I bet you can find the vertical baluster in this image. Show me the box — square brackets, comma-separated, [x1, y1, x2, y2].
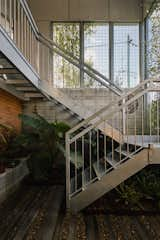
[65, 133, 70, 209]
[75, 141, 77, 192]
[119, 110, 122, 162]
[4, 0, 7, 31]
[33, 35, 36, 70]
[104, 122, 107, 172]
[126, 106, 129, 156]
[17, 0, 20, 48]
[89, 131, 92, 181]
[29, 27, 32, 64]
[82, 136, 84, 189]
[32, 30, 35, 69]
[9, 0, 12, 37]
[24, 14, 27, 58]
[26, 20, 29, 61]
[0, 0, 1, 25]
[97, 130, 99, 171]
[111, 118, 114, 163]
[142, 95, 144, 147]
[157, 95, 159, 143]
[13, 0, 16, 43]
[134, 100, 137, 152]
[37, 40, 40, 76]
[21, 7, 24, 53]
[149, 92, 152, 143]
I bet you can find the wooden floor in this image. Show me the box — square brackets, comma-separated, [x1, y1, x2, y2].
[1, 183, 160, 240]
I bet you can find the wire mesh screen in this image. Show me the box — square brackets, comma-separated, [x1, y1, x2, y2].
[84, 23, 109, 79]
[113, 24, 140, 88]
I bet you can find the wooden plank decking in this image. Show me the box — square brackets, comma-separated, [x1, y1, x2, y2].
[1, 183, 160, 239]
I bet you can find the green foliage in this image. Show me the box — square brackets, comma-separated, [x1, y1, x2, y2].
[147, 2, 160, 76]
[115, 167, 160, 210]
[115, 182, 143, 209]
[15, 114, 70, 182]
[0, 123, 15, 152]
[53, 23, 94, 87]
[52, 121, 70, 140]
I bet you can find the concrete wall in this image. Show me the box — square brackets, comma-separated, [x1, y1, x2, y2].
[0, 159, 29, 204]
[23, 88, 118, 126]
[27, 0, 143, 36]
[0, 89, 22, 132]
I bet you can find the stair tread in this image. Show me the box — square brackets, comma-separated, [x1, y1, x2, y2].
[93, 162, 105, 178]
[70, 151, 83, 169]
[106, 156, 118, 168]
[115, 146, 133, 156]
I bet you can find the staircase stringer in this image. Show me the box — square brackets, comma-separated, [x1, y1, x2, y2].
[70, 149, 148, 212]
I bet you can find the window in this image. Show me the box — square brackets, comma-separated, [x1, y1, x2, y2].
[53, 22, 140, 89]
[146, 3, 160, 77]
[84, 23, 109, 78]
[53, 23, 80, 88]
[113, 24, 140, 88]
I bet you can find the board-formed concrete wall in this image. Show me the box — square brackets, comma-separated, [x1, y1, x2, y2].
[23, 88, 118, 126]
[27, 0, 144, 38]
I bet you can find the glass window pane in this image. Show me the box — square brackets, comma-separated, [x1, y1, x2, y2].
[84, 23, 109, 78]
[53, 23, 80, 87]
[146, 3, 160, 77]
[113, 24, 140, 88]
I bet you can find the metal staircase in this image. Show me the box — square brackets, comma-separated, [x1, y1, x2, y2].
[66, 75, 160, 212]
[1, 0, 160, 213]
[0, 0, 122, 129]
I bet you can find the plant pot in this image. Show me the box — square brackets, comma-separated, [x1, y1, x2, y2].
[0, 162, 5, 174]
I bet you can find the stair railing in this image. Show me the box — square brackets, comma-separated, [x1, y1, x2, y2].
[66, 75, 160, 208]
[0, 0, 122, 96]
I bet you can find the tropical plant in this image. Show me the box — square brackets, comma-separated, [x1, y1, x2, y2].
[0, 123, 15, 152]
[0, 123, 16, 172]
[14, 114, 70, 182]
[115, 182, 143, 209]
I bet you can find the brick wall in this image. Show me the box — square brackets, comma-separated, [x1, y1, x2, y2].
[0, 89, 22, 132]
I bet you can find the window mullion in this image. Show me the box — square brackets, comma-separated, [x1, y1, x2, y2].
[109, 22, 114, 82]
[80, 22, 84, 87]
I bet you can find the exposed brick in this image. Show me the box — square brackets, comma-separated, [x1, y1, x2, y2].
[0, 89, 22, 132]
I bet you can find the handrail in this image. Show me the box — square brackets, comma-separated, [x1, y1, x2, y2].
[19, 0, 39, 37]
[39, 34, 121, 95]
[39, 33, 122, 93]
[66, 75, 160, 202]
[0, 0, 123, 94]
[69, 88, 148, 143]
[66, 74, 160, 136]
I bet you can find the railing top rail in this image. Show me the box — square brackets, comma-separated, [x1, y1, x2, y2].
[39, 34, 122, 94]
[69, 86, 157, 143]
[39, 33, 122, 94]
[1, 1, 122, 94]
[19, 0, 39, 37]
[66, 74, 160, 136]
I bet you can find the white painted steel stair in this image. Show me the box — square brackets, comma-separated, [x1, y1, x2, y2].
[66, 76, 160, 212]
